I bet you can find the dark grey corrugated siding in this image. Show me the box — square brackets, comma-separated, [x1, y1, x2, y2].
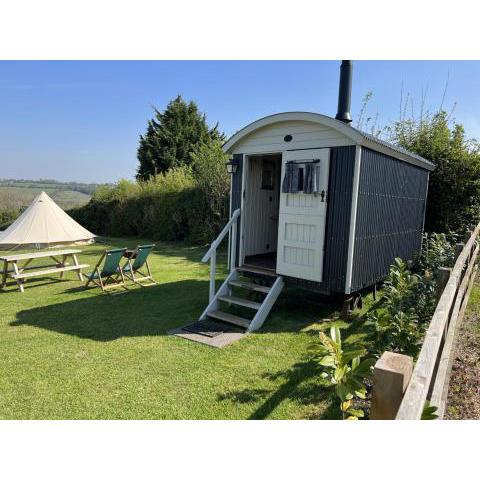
[350, 147, 429, 292]
[323, 145, 356, 292]
[230, 154, 243, 265]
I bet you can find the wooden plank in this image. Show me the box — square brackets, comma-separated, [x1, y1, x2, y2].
[72, 254, 84, 281]
[59, 255, 67, 279]
[5, 263, 71, 274]
[13, 264, 89, 279]
[207, 310, 251, 329]
[396, 222, 480, 419]
[436, 267, 451, 302]
[0, 249, 81, 262]
[12, 261, 24, 293]
[248, 276, 284, 332]
[237, 265, 278, 277]
[228, 279, 271, 294]
[430, 246, 478, 418]
[217, 295, 262, 310]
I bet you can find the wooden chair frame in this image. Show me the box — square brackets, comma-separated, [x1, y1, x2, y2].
[122, 245, 157, 287]
[125, 256, 156, 286]
[85, 249, 128, 293]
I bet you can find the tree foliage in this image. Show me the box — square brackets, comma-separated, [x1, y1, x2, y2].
[387, 111, 480, 233]
[72, 141, 230, 244]
[136, 95, 223, 180]
[357, 89, 480, 234]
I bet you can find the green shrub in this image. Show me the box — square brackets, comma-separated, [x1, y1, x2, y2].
[70, 141, 230, 244]
[388, 111, 480, 234]
[367, 233, 456, 358]
[367, 258, 426, 357]
[311, 326, 374, 420]
[416, 232, 456, 274]
[0, 207, 22, 230]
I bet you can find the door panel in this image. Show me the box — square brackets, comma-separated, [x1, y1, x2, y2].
[276, 149, 329, 282]
[243, 156, 281, 257]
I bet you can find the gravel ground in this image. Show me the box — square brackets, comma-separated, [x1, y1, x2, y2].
[445, 276, 480, 420]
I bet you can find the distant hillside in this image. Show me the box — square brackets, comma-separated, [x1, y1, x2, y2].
[0, 178, 105, 213]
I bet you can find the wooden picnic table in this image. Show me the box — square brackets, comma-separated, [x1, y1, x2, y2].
[0, 249, 89, 293]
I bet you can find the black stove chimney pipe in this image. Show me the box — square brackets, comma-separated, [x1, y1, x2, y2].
[335, 60, 353, 123]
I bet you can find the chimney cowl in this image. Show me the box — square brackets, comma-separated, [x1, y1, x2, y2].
[335, 60, 353, 124]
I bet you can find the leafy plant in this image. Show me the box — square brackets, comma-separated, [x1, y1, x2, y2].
[367, 258, 426, 357]
[359, 87, 480, 235]
[416, 232, 455, 274]
[312, 326, 374, 420]
[421, 401, 439, 420]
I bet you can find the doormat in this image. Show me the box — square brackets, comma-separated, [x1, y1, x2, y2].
[169, 320, 246, 348]
[181, 319, 240, 337]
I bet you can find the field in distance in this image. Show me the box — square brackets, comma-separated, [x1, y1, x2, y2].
[0, 178, 102, 211]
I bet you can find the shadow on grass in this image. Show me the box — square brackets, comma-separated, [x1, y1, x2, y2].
[215, 291, 376, 420]
[217, 358, 340, 419]
[259, 289, 341, 334]
[0, 276, 73, 292]
[11, 280, 210, 341]
[11, 277, 345, 342]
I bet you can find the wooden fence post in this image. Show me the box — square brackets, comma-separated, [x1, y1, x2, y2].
[436, 267, 452, 302]
[455, 242, 465, 261]
[371, 352, 413, 420]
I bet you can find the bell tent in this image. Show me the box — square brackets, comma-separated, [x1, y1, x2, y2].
[0, 191, 96, 249]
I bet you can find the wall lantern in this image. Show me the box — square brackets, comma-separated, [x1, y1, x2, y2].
[225, 155, 239, 174]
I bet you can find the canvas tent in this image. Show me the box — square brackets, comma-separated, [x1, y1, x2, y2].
[0, 191, 95, 249]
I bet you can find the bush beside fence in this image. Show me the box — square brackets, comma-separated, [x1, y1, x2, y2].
[371, 224, 480, 419]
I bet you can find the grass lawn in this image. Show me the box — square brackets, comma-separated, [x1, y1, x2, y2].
[445, 272, 480, 419]
[0, 238, 373, 419]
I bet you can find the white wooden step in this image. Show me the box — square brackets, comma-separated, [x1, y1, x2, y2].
[207, 310, 251, 329]
[237, 266, 278, 277]
[228, 279, 271, 294]
[217, 295, 262, 310]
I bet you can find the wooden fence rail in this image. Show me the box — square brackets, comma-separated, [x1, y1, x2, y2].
[394, 223, 480, 419]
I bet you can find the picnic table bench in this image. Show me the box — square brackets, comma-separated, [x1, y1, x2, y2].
[0, 249, 89, 293]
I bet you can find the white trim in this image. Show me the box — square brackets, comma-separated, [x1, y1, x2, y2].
[238, 154, 247, 266]
[223, 112, 435, 171]
[247, 275, 284, 332]
[198, 269, 238, 321]
[419, 171, 430, 251]
[223, 112, 362, 152]
[227, 166, 233, 270]
[345, 145, 362, 294]
[361, 138, 434, 171]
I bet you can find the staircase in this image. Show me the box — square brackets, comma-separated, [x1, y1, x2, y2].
[198, 266, 284, 333]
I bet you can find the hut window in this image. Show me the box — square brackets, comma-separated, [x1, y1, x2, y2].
[261, 159, 275, 190]
[281, 163, 322, 194]
[281, 163, 304, 193]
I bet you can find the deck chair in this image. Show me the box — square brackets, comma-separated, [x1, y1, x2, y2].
[123, 244, 156, 286]
[85, 248, 128, 293]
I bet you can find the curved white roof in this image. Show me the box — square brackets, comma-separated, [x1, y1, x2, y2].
[223, 112, 435, 171]
[0, 191, 95, 249]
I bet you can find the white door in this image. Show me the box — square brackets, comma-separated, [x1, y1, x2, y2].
[276, 149, 330, 282]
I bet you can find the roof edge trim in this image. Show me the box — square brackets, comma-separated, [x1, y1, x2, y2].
[222, 112, 435, 171]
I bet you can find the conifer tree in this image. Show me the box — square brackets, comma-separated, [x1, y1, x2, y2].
[136, 95, 223, 180]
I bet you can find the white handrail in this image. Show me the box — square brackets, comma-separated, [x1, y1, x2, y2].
[202, 208, 240, 302]
[202, 209, 240, 263]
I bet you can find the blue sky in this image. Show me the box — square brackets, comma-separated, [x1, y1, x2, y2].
[1, 61, 479, 183]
